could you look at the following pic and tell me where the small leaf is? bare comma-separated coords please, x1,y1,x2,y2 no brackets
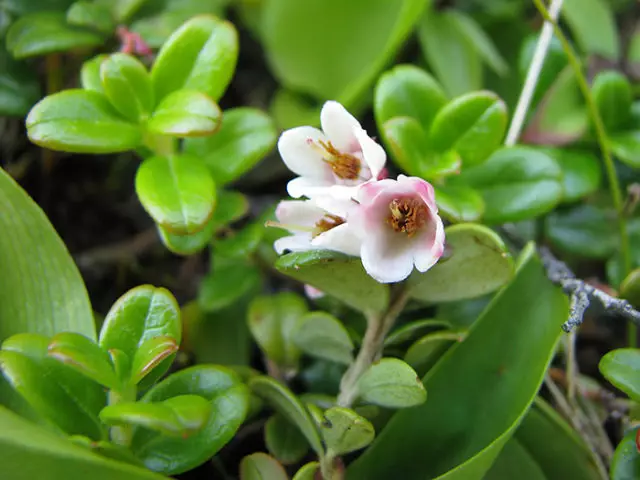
113,0,148,23
562,0,619,59
158,217,216,256
374,64,447,129
610,426,640,480
100,53,154,122
599,349,640,403
210,190,249,230
249,375,324,455
135,154,216,234
184,107,277,185
151,15,238,102
409,224,514,303
620,269,640,308
592,70,632,132
293,462,320,480
434,185,484,223
130,336,179,384
275,250,390,315
26,90,142,153
384,319,452,348
428,91,508,167
611,131,640,168
198,256,261,312
146,90,221,137
81,54,107,93
100,395,211,437
293,312,354,365
404,330,466,375
541,148,601,203
265,414,309,465
66,1,115,34
356,358,426,409
247,293,307,370
449,146,563,223
47,332,119,389
214,222,264,258
240,453,288,480
6,12,103,59
320,407,375,455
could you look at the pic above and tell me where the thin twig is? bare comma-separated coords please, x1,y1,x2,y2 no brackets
565,331,578,403
75,228,158,270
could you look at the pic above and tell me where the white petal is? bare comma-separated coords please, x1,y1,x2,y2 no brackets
274,234,313,254
354,179,397,204
312,194,357,218
278,126,334,178
275,200,326,227
354,126,386,178
413,212,445,272
311,223,361,256
360,227,415,283
320,101,361,151
287,176,335,199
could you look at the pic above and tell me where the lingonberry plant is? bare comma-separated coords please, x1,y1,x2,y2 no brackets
1,0,640,479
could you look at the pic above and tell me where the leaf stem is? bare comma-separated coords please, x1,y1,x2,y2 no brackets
532,0,634,346
107,385,136,446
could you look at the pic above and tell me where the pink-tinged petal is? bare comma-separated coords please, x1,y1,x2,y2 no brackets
360,227,415,283
398,175,437,211
274,234,313,254
354,179,397,204
304,284,325,300
275,200,326,227
320,101,361,151
287,176,335,199
278,126,333,178
311,223,361,256
354,126,386,178
313,194,358,217
413,213,445,272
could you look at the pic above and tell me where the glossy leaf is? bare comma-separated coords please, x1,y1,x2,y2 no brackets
158,218,216,256
135,154,216,234
151,15,238,102
356,358,426,409
214,222,264,258
198,256,261,312
26,90,142,153
348,245,569,479
429,91,507,167
321,406,375,455
130,336,178,384
404,330,466,376
0,406,166,480
592,70,632,132
270,89,320,130
249,375,324,455
611,131,640,168
240,453,288,480
450,147,563,224
247,293,307,370
542,149,601,203
599,349,640,403
100,53,153,122
293,462,320,480
81,54,107,93
66,1,114,34
47,332,119,389
146,90,221,137
113,0,148,22
410,224,514,303
620,269,640,308
293,312,354,365
610,427,640,480
133,366,249,474
374,64,447,129
6,12,102,59
0,48,40,116
384,319,452,347
562,0,619,59
184,107,277,185
265,414,309,465
210,190,249,230
276,250,390,314
434,185,484,223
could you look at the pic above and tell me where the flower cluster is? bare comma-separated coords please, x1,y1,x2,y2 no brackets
272,101,445,284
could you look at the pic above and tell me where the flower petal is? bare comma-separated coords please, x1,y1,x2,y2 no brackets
311,223,361,256
274,234,313,254
313,194,357,218
360,227,415,283
354,179,397,204
287,176,335,199
275,200,326,227
354,126,386,178
320,101,361,151
413,213,445,272
278,126,333,178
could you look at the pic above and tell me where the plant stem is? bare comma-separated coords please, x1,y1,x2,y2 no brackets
505,0,564,146
337,289,410,408
532,0,634,346
107,385,136,446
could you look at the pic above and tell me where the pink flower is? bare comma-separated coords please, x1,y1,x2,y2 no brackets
304,284,326,300
277,101,386,199
350,175,445,283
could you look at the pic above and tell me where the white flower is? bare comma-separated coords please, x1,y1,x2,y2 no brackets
277,101,386,199
349,175,445,284
271,196,361,256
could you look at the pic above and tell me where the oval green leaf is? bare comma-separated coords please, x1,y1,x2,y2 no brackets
434,185,484,223
592,70,632,133
404,329,466,376
198,256,261,312
611,131,640,168
265,413,309,465
100,53,154,122
240,452,288,480
81,54,107,93
146,90,221,137
293,312,354,365
599,348,640,403
610,427,640,480
130,336,179,385
293,462,320,480
158,217,216,256
542,148,601,203
321,406,375,455
356,358,426,409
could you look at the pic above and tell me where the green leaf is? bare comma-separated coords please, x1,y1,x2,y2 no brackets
404,330,466,376
592,70,632,132
611,131,640,168
0,47,41,116
100,53,153,123
80,54,107,93
100,395,211,436
26,90,142,153
262,0,427,104
610,427,640,480
374,64,447,129
293,462,320,480
428,91,508,167
214,222,264,258
410,224,514,303
249,375,324,455
135,154,216,234
0,406,166,480
434,185,485,223
265,414,309,465
384,319,452,347
275,250,390,315
99,285,181,383
66,1,115,34
6,12,103,59
47,332,119,389
356,358,426,409
348,245,569,479
293,312,354,365
130,336,179,384
270,89,320,130
418,9,482,97
198,256,261,312
0,333,105,439
599,349,640,403
240,453,288,480
542,149,601,203
184,107,277,185
247,293,307,370
151,15,238,102
321,407,374,455
113,0,148,22
450,147,563,224
147,89,221,137
620,269,640,308
158,217,216,256
562,0,619,59
210,190,249,230
132,366,248,474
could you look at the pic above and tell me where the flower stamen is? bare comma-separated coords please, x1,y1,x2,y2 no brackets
313,214,344,237
307,139,362,180
387,198,428,237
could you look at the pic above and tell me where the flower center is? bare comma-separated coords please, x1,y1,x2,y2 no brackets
387,198,428,237
316,139,362,180
313,214,345,237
